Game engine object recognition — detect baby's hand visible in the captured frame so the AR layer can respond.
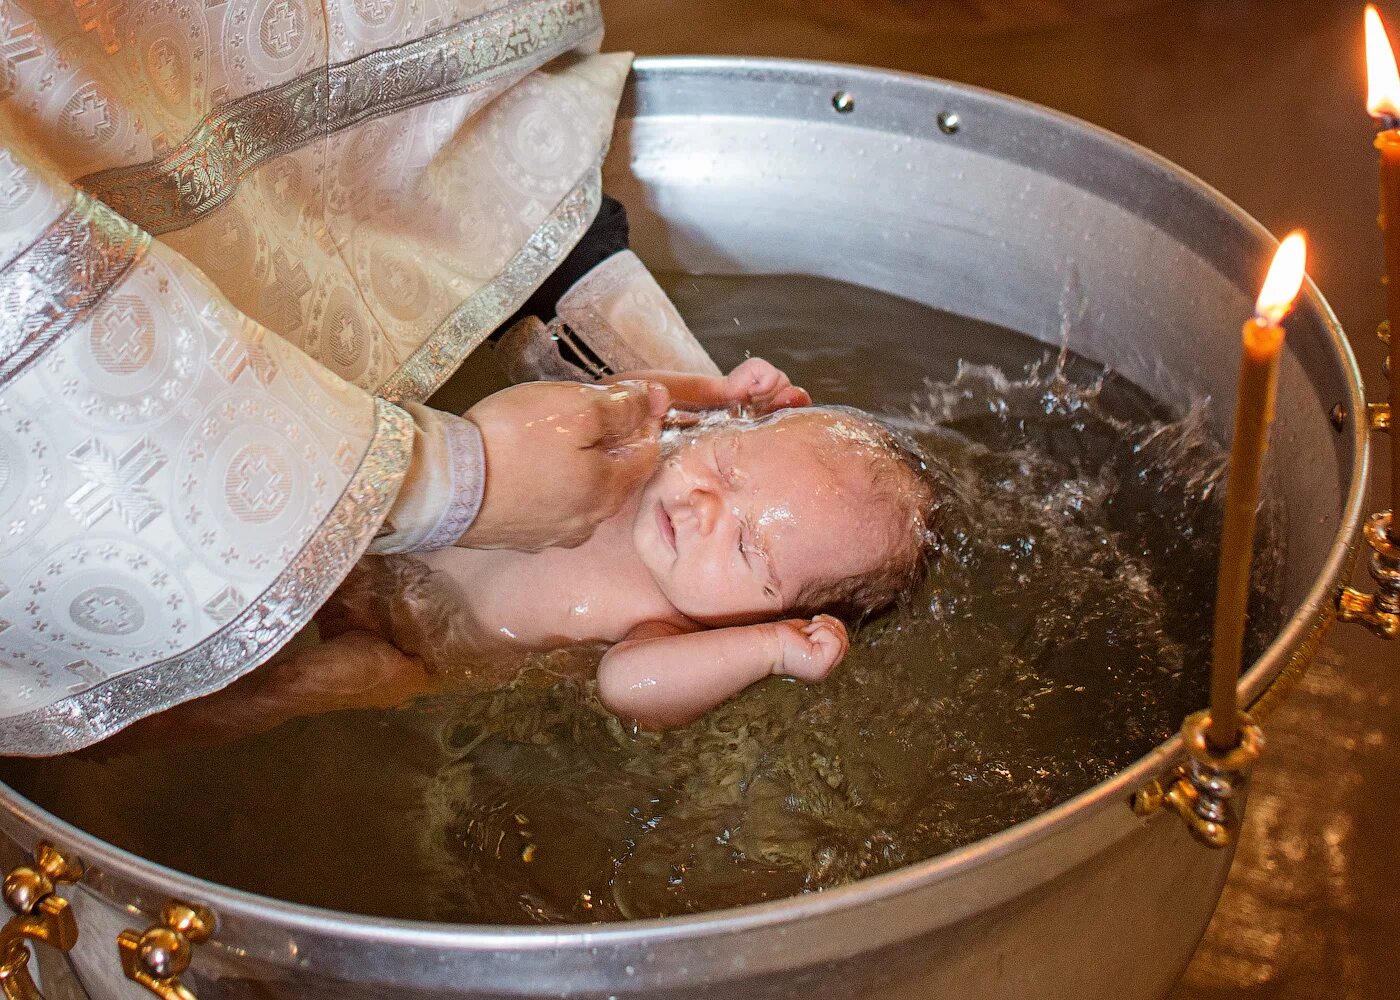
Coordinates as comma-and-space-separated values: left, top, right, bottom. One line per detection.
770, 614, 848, 683
724, 357, 812, 414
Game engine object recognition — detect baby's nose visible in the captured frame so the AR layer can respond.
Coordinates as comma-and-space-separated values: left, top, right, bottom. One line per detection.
686, 485, 723, 535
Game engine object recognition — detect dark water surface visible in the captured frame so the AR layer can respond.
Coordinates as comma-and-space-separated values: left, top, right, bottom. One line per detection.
0, 274, 1280, 924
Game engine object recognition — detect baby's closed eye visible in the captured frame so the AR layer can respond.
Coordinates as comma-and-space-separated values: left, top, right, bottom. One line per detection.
711, 435, 742, 484
737, 531, 779, 601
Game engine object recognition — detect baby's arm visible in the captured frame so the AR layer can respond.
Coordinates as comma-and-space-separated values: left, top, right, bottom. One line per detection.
597, 615, 848, 729
606, 357, 811, 414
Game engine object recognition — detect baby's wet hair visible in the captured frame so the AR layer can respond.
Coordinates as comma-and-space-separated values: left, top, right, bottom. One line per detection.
667, 403, 941, 623
788, 406, 939, 622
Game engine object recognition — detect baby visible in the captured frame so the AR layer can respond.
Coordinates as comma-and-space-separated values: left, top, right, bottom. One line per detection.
319, 359, 935, 729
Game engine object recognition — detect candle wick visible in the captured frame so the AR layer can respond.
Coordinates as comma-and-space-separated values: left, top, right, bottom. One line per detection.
1377, 113, 1400, 131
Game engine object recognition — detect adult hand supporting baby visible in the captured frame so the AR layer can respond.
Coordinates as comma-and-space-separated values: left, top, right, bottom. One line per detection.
458, 379, 670, 551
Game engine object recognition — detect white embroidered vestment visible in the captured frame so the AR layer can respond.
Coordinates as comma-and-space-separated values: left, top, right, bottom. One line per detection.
0, 0, 629, 754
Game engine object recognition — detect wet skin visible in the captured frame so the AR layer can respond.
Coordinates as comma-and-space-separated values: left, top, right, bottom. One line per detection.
633, 410, 895, 626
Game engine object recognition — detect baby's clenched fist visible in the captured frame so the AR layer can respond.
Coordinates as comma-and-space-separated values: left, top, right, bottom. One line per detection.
769, 615, 848, 683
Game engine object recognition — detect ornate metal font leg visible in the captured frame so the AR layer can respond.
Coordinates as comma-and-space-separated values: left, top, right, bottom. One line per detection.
1337, 511, 1400, 639
1338, 315, 1400, 636
0, 844, 83, 1000
1132, 710, 1264, 848
117, 902, 215, 1000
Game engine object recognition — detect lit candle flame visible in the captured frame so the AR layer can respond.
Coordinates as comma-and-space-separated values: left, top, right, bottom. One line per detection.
1367, 5, 1400, 120
1255, 231, 1307, 325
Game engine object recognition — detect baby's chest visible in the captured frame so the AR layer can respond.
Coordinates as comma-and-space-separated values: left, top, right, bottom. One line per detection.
474, 570, 642, 649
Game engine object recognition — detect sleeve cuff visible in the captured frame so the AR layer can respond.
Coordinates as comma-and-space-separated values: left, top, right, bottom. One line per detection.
368, 404, 485, 553
554, 249, 721, 376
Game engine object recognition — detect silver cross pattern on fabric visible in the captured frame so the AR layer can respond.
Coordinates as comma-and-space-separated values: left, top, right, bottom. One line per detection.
65, 436, 167, 531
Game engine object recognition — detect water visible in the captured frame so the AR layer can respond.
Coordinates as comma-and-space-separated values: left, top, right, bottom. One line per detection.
0, 274, 1282, 925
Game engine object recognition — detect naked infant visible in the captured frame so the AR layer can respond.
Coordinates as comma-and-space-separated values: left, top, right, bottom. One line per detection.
315, 359, 938, 729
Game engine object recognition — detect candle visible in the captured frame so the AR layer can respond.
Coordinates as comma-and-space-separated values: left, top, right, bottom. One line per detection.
1208, 233, 1308, 752
1366, 4, 1400, 540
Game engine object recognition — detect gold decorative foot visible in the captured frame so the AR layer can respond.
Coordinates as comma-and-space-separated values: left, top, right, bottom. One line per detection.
118, 902, 216, 1000
1337, 511, 1400, 640
1132, 710, 1264, 849
0, 843, 83, 1000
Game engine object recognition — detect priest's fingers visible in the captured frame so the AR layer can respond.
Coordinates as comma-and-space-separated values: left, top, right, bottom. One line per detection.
592, 432, 661, 516
458, 379, 668, 551
593, 379, 670, 450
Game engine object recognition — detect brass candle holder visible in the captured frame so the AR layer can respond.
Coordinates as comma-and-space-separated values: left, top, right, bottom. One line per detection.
1133, 710, 1264, 848
1341, 6, 1400, 639
1134, 236, 1305, 848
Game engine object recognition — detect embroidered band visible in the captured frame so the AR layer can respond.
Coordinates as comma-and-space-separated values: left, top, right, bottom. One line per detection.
377, 166, 601, 402
1, 398, 414, 756
0, 191, 149, 388
418, 413, 487, 551
78, 0, 603, 236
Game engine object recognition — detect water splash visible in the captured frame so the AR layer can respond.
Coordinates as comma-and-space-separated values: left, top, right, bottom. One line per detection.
0, 275, 1285, 928
415, 347, 1282, 923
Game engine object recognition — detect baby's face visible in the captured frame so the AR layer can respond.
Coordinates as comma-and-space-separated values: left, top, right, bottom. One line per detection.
633, 410, 886, 626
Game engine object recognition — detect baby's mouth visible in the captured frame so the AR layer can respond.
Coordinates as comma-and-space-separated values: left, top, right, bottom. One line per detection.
655, 501, 677, 552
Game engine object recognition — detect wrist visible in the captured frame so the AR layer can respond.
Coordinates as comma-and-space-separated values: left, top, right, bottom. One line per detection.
765, 623, 787, 676
425, 413, 484, 548
368, 405, 484, 553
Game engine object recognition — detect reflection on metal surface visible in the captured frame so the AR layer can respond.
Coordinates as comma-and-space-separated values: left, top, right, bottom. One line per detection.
117, 903, 215, 1000
1368, 402, 1392, 432
1134, 712, 1264, 849
1244, 570, 1348, 729
0, 844, 82, 1000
